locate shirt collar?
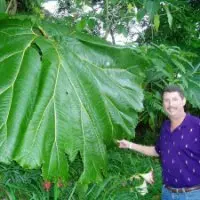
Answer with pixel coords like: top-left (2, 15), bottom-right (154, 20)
top-left (165, 113), bottom-right (190, 132)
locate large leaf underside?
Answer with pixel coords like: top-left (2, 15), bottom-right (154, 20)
top-left (0, 19), bottom-right (144, 183)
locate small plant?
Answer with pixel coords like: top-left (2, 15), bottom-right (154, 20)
top-left (84, 147), bottom-right (162, 200)
top-left (0, 162), bottom-right (50, 199)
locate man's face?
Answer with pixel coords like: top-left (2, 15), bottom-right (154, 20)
top-left (163, 91), bottom-right (186, 118)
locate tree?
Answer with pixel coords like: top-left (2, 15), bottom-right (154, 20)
top-left (55, 0), bottom-right (200, 47)
top-left (0, 0), bottom-right (43, 14)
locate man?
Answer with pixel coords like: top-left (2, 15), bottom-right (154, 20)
top-left (117, 85), bottom-right (200, 200)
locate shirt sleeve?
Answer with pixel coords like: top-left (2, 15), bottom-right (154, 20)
top-left (155, 121), bottom-right (167, 156)
top-left (155, 136), bottom-right (161, 156)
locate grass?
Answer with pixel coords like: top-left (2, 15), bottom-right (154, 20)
top-left (0, 130), bottom-right (162, 199)
top-left (85, 147), bottom-right (162, 200)
top-left (0, 162), bottom-right (49, 199)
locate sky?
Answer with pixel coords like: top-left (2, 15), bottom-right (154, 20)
top-left (42, 0), bottom-right (58, 15)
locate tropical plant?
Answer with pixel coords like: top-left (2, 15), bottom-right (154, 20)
top-left (0, 16), bottom-right (145, 189)
top-left (0, 162), bottom-right (47, 199)
top-left (55, 0), bottom-right (200, 46)
top-left (0, 1), bottom-right (200, 198)
top-left (142, 1), bottom-right (200, 46)
top-left (85, 148), bottom-right (162, 200)
top-left (136, 44), bottom-right (200, 134)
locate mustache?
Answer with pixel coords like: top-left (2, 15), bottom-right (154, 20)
top-left (167, 107), bottom-right (176, 109)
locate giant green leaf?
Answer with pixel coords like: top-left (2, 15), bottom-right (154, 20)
top-left (0, 18), bottom-right (144, 184)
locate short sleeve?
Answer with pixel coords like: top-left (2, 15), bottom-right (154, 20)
top-left (155, 136), bottom-right (161, 156)
top-left (155, 121), bottom-right (168, 156)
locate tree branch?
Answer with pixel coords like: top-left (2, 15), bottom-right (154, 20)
top-left (6, 0), bottom-right (17, 14)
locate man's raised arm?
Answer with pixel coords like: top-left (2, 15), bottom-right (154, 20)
top-left (117, 139), bottom-right (159, 157)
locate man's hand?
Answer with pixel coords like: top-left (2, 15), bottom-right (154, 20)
top-left (117, 139), bottom-right (131, 149)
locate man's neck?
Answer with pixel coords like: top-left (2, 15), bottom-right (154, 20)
top-left (170, 112), bottom-right (186, 131)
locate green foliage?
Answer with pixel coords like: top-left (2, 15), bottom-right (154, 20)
top-left (0, 162), bottom-right (47, 199)
top-left (56, 0), bottom-right (200, 47)
top-left (0, 15), bottom-right (199, 192)
top-left (2, 0), bottom-right (44, 15)
top-left (163, 4), bottom-right (172, 29)
top-left (0, 0), bottom-right (6, 13)
top-left (0, 149), bottom-right (162, 199)
top-left (143, 0), bottom-right (161, 20)
top-left (0, 1), bottom-right (200, 197)
top-left (142, 1), bottom-right (200, 46)
top-left (134, 44), bottom-right (200, 132)
top-left (0, 16), bottom-right (144, 186)
top-left (84, 148), bottom-right (161, 200)
top-left (142, 44), bottom-right (200, 108)
top-left (0, 161), bottom-right (82, 199)
top-left (17, 0), bottom-right (44, 13)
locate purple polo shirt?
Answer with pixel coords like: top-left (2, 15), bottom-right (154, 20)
top-left (155, 114), bottom-right (200, 188)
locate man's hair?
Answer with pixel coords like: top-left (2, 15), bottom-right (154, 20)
top-left (163, 85), bottom-right (185, 99)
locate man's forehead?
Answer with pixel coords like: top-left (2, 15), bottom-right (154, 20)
top-left (163, 91), bottom-right (181, 98)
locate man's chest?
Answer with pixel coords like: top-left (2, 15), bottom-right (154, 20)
top-left (160, 126), bottom-right (200, 157)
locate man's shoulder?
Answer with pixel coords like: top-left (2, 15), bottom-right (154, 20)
top-left (160, 119), bottom-right (170, 132)
top-left (187, 114), bottom-right (200, 126)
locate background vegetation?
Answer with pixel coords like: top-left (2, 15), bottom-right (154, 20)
top-left (0, 0), bottom-right (199, 199)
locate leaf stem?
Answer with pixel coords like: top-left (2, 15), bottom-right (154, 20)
top-left (68, 182), bottom-right (77, 200)
top-left (6, 0), bottom-right (17, 14)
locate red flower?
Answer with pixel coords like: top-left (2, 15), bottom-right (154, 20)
top-left (43, 181), bottom-right (52, 191)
